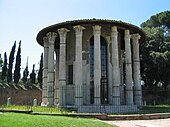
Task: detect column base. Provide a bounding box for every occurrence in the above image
[59,81,66,106]
[75,85,83,106]
[94,97,101,105]
[126,89,134,105]
[75,97,83,106]
[134,89,142,106]
[47,83,54,107]
[112,97,120,105]
[112,85,120,105]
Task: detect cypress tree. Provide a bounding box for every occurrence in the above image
[30,64,36,84]
[0,54,3,68]
[38,53,43,88]
[22,57,29,83]
[7,41,16,83]
[14,41,21,84]
[1,52,8,81]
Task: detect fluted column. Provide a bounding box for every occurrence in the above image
[107,42,112,104]
[42,37,49,105]
[54,49,60,106]
[74,25,85,106]
[111,26,121,105]
[46,32,57,106]
[124,30,133,105]
[93,25,101,105]
[58,28,69,106]
[132,34,142,106]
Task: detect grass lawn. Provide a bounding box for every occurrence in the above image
[0,113,117,127]
[140,105,170,113]
[0,105,71,114]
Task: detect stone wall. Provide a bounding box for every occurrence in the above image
[142,87,170,105]
[0,87,42,105]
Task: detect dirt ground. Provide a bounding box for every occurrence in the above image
[105,118,170,127]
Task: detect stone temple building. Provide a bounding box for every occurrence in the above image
[36,19,145,113]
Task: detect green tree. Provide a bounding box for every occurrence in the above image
[22,57,29,83]
[7,41,16,83]
[140,10,170,88]
[14,41,21,84]
[1,52,8,81]
[0,54,3,68]
[30,64,36,84]
[37,53,43,88]
[141,10,170,32]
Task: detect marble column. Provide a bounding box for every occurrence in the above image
[54,49,60,106]
[120,50,125,105]
[58,28,69,106]
[107,41,112,104]
[111,26,121,105]
[124,30,133,105]
[41,37,49,105]
[132,34,142,106]
[46,32,57,107]
[93,25,101,105]
[74,25,85,106]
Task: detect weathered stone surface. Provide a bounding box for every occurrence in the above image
[37,19,145,113]
[0,87,41,105]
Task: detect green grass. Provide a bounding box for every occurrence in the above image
[0,113,117,127]
[140,105,170,114]
[0,105,71,114]
[1,104,170,115]
[107,105,170,115]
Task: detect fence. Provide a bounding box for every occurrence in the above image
[142,87,170,105]
[0,86,170,114]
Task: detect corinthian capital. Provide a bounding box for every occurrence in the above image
[43,37,48,47]
[74,25,85,32]
[93,25,101,35]
[111,26,118,37]
[58,28,69,38]
[73,25,85,34]
[124,30,131,39]
[131,34,141,41]
[46,32,57,44]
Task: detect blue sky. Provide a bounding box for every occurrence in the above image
[0,0,170,72]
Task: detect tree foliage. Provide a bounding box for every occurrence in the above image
[37,53,43,88]
[1,52,8,81]
[0,54,3,68]
[140,10,170,88]
[141,10,170,32]
[22,58,29,83]
[30,64,36,84]
[7,41,16,83]
[14,41,21,84]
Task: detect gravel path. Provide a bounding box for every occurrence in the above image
[105,118,170,127]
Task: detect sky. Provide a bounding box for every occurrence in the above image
[0,0,170,73]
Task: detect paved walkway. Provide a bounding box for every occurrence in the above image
[105,118,170,127]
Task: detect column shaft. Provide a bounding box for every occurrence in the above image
[124,30,133,105]
[93,25,101,105]
[42,37,49,105]
[47,32,57,106]
[58,28,69,106]
[120,50,125,104]
[107,42,112,104]
[74,25,85,106]
[111,26,120,105]
[132,34,142,106]
[54,49,60,106]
